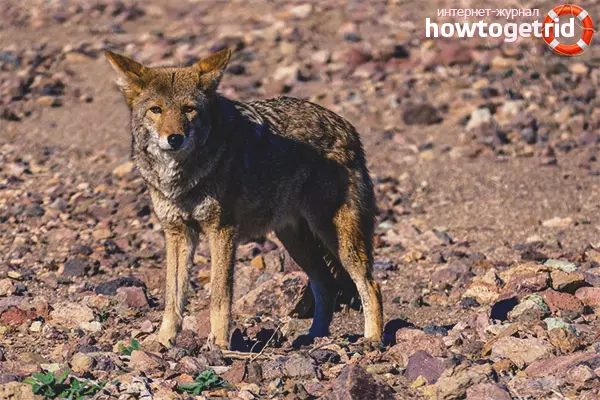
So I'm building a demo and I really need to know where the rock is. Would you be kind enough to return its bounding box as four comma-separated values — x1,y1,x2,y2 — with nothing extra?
284,354,318,379
491,337,553,368
539,290,583,315
129,350,168,376
550,270,586,293
0,306,31,326
261,358,285,380
501,263,549,294
575,287,600,308
0,279,15,297
434,43,473,66
116,286,149,309
462,270,503,305
222,360,245,384
60,257,92,277
424,363,492,400
402,103,442,126
508,294,550,323
542,217,572,228
0,382,35,400
234,272,313,318
466,383,511,400
405,350,443,384
49,302,94,329
544,259,577,273
310,349,341,364
113,161,135,177
174,330,201,355
466,108,492,131
71,353,96,374
524,352,600,377
286,3,312,19
29,321,42,332
95,276,146,296
175,356,208,375
544,317,572,331
566,365,597,389
506,375,564,399
548,327,581,353
80,321,103,333
322,364,395,400
492,359,515,376
388,328,447,366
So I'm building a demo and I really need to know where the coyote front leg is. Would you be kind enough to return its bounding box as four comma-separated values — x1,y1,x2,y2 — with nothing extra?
157,224,198,347
207,226,236,348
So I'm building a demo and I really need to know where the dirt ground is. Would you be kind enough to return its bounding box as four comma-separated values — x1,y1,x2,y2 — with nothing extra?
2,0,600,399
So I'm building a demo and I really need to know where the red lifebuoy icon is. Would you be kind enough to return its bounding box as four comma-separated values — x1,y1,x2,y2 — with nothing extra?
543,4,594,56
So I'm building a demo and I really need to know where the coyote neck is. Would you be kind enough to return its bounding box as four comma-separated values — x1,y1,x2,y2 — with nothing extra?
132,96,262,201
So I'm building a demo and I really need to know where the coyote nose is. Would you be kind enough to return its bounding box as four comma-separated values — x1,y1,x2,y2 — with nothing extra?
167,134,184,149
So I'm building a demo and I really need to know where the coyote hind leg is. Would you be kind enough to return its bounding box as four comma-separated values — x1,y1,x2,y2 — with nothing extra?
276,219,337,338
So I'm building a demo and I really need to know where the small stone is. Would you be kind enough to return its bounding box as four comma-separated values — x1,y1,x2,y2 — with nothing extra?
569,63,589,75
71,353,96,374
491,337,553,368
544,259,577,273
0,382,35,400
175,356,208,375
402,103,442,126
112,161,135,177
405,350,443,384
411,375,428,388
575,287,600,308
36,96,62,107
540,289,583,315
566,365,597,388
0,280,15,297
174,330,201,355
0,306,30,326
116,286,149,309
542,217,573,228
129,350,168,376
463,270,503,305
49,302,94,329
322,364,394,400
29,321,42,332
60,257,91,277
250,255,265,270
95,276,146,296
286,3,312,19
284,354,318,379
234,272,312,318
466,383,511,400
388,328,447,366
80,321,103,333
467,108,492,131
551,270,586,293
508,294,550,323
426,363,493,400
548,327,581,353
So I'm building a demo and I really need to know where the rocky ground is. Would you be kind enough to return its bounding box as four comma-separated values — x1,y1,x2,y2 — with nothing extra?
2,0,600,399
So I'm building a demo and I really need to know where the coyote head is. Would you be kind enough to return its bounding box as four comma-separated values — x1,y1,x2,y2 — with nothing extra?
105,49,231,155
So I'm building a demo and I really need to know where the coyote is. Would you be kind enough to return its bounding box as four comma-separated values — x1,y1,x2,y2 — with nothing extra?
105,48,383,348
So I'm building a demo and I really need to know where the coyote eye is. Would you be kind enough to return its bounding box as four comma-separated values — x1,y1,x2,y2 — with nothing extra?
182,105,196,114
149,106,162,114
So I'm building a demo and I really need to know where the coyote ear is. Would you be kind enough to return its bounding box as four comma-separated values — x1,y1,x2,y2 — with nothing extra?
193,48,231,91
105,51,147,106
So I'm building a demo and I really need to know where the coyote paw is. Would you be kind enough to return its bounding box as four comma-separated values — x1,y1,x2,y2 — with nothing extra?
202,333,228,351
157,323,178,348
